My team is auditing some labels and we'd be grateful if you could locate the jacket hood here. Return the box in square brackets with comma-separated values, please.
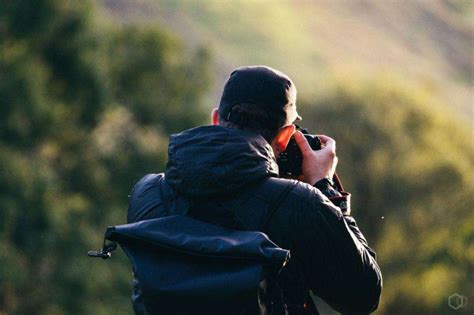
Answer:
[165, 125, 279, 198]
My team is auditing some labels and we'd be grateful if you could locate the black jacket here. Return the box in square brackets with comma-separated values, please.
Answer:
[127, 125, 382, 314]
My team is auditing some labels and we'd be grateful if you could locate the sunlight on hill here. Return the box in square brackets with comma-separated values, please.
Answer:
[99, 0, 473, 123]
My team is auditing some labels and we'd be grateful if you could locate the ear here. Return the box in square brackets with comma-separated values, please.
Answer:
[211, 108, 219, 125]
[273, 124, 296, 152]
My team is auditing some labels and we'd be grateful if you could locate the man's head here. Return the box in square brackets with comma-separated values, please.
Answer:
[212, 65, 301, 155]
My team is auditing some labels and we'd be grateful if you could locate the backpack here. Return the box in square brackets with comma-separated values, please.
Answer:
[89, 181, 298, 315]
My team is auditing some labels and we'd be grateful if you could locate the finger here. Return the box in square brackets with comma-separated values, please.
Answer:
[316, 134, 334, 144]
[316, 135, 336, 152]
[294, 130, 313, 156]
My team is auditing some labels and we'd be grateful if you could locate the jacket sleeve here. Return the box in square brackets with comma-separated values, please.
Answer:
[273, 182, 383, 313]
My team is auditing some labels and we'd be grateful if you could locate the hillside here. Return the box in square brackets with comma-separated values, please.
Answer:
[98, 0, 473, 121]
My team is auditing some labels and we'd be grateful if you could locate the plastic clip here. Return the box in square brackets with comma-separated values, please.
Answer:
[87, 241, 117, 259]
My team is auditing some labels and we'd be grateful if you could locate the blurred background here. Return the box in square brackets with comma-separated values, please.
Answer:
[0, 0, 472, 314]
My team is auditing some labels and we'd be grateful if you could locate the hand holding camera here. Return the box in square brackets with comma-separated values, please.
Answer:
[294, 131, 338, 186]
[277, 126, 338, 186]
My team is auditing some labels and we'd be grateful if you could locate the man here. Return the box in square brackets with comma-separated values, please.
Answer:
[127, 66, 382, 314]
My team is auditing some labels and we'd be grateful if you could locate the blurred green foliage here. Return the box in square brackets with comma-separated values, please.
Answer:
[1, 1, 472, 315]
[300, 77, 474, 314]
[0, 1, 211, 314]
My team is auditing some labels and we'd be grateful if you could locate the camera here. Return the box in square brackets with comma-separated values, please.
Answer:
[277, 126, 321, 177]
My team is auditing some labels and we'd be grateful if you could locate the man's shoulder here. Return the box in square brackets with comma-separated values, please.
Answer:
[257, 177, 344, 231]
[258, 177, 333, 207]
[130, 173, 164, 197]
[135, 173, 164, 187]
[127, 173, 166, 223]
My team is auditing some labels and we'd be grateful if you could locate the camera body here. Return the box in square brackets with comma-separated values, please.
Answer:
[277, 126, 321, 177]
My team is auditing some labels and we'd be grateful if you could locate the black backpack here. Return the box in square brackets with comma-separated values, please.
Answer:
[88, 181, 300, 315]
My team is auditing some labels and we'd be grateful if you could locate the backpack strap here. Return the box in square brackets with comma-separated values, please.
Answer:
[261, 179, 298, 233]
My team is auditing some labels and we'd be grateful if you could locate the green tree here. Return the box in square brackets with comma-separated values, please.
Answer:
[0, 1, 212, 314]
[299, 77, 473, 314]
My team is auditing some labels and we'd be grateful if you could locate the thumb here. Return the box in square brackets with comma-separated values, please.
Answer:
[294, 131, 313, 157]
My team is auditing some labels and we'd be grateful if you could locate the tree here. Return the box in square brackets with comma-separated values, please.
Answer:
[299, 77, 473, 314]
[0, 1, 212, 314]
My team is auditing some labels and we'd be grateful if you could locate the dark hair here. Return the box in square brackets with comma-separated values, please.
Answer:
[218, 102, 287, 143]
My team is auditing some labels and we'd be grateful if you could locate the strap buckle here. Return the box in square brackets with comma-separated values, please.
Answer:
[88, 241, 117, 259]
